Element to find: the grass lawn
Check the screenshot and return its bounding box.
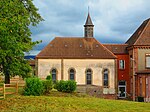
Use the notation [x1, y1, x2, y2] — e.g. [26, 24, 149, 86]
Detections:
[0, 91, 150, 112]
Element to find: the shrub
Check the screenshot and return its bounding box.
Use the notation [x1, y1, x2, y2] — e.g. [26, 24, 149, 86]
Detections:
[42, 75, 53, 94]
[24, 77, 44, 96]
[46, 75, 52, 80]
[55, 80, 77, 93]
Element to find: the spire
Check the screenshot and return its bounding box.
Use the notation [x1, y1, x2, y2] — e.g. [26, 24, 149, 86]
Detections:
[84, 12, 94, 26]
[84, 8, 94, 38]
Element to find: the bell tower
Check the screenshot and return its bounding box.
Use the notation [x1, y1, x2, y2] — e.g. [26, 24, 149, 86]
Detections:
[84, 12, 94, 37]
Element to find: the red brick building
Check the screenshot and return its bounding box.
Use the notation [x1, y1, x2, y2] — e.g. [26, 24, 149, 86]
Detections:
[125, 18, 150, 101]
[104, 44, 130, 98]
[104, 18, 150, 101]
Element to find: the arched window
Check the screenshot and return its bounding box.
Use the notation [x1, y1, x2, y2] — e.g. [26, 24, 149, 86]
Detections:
[86, 68, 92, 85]
[69, 68, 75, 80]
[103, 69, 109, 87]
[51, 68, 57, 83]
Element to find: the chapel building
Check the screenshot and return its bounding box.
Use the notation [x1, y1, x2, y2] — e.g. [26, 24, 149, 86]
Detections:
[36, 13, 150, 100]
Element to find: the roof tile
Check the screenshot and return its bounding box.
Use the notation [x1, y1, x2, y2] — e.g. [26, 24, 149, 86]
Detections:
[103, 44, 128, 54]
[36, 37, 116, 59]
[126, 18, 150, 46]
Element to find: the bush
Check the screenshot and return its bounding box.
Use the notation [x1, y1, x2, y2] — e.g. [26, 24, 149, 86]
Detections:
[24, 77, 44, 96]
[46, 75, 52, 80]
[55, 80, 76, 93]
[42, 75, 53, 94]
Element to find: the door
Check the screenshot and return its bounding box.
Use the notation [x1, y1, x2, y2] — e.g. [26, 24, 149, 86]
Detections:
[118, 81, 126, 98]
[148, 76, 150, 97]
[118, 86, 126, 98]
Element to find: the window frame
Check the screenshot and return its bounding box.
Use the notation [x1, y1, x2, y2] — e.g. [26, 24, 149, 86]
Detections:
[119, 60, 125, 70]
[145, 54, 150, 69]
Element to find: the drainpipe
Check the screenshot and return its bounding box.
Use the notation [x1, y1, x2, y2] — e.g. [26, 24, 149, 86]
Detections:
[115, 59, 118, 99]
[132, 49, 136, 101]
[61, 59, 64, 80]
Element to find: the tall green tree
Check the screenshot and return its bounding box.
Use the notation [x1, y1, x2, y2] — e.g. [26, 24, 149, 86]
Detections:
[0, 0, 43, 83]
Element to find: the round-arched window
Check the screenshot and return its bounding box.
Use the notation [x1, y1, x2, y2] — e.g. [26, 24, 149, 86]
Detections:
[86, 68, 92, 85]
[103, 69, 109, 87]
[69, 68, 75, 80]
[51, 68, 57, 83]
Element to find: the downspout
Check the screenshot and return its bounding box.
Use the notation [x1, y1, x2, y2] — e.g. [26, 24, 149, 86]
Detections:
[35, 58, 38, 77]
[133, 48, 136, 101]
[61, 59, 64, 80]
[115, 59, 118, 99]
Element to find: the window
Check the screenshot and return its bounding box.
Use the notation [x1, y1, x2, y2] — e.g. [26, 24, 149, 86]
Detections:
[86, 69, 92, 85]
[130, 55, 133, 68]
[103, 69, 109, 87]
[51, 68, 57, 83]
[146, 77, 148, 97]
[130, 78, 133, 94]
[146, 54, 150, 68]
[119, 60, 125, 69]
[69, 68, 75, 80]
[140, 77, 142, 96]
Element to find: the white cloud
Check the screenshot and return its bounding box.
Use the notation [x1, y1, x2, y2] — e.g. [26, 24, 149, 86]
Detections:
[31, 0, 150, 50]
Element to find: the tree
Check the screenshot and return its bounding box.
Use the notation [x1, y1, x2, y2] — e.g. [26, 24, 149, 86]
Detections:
[0, 0, 43, 83]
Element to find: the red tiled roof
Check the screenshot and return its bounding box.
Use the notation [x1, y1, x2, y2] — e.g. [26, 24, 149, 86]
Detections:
[126, 18, 150, 46]
[36, 37, 117, 59]
[103, 44, 128, 54]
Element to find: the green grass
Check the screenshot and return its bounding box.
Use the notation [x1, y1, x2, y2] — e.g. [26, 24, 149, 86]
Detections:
[0, 91, 150, 112]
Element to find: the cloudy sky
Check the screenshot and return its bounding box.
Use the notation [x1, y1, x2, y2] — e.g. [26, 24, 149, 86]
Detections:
[30, 0, 150, 54]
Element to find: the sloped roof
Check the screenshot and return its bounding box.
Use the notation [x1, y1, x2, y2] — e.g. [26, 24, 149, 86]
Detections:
[84, 13, 94, 26]
[126, 18, 150, 46]
[103, 44, 128, 54]
[36, 37, 116, 59]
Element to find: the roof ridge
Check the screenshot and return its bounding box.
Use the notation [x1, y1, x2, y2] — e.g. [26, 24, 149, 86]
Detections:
[134, 19, 150, 45]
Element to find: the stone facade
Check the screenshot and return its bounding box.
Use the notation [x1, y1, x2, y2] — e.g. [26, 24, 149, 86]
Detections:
[37, 59, 116, 94]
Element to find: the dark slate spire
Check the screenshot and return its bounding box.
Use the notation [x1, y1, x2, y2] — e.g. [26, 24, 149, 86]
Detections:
[84, 13, 94, 26]
[84, 11, 94, 38]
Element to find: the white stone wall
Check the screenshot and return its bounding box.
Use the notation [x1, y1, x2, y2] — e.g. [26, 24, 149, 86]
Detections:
[37, 59, 116, 94]
[37, 59, 61, 80]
